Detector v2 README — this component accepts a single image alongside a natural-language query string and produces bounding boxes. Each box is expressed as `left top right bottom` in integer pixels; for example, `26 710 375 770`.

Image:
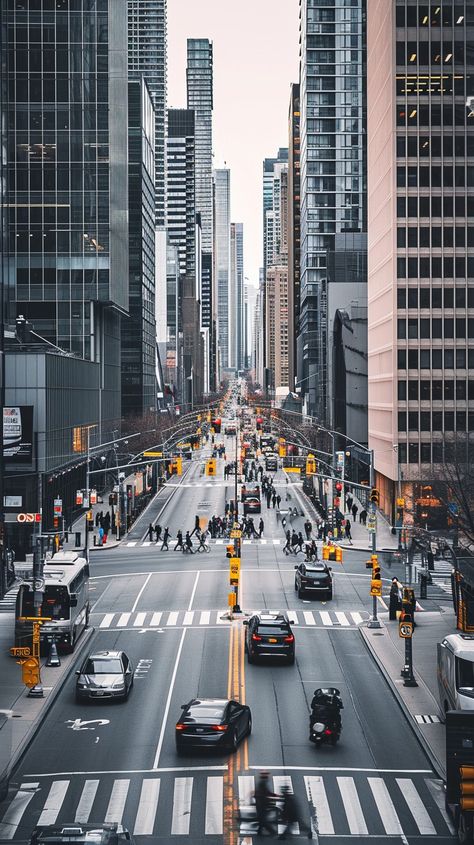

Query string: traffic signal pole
367 450 382 629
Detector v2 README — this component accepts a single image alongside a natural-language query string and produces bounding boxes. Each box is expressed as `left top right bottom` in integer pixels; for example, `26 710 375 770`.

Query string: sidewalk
360 605 456 779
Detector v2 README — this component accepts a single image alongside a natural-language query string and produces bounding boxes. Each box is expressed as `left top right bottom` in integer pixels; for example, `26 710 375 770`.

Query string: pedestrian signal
459 767 474 811
370 579 382 597
306 454 317 475
226 545 234 559
370 487 380 506
366 553 378 570
21 656 40 689
206 459 216 476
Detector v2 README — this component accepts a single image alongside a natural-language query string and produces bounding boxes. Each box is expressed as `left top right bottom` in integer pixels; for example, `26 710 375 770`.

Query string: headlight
112 680 125 689
77 682 87 688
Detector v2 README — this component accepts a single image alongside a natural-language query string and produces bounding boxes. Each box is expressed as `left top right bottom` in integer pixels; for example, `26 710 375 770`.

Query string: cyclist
197 530 210 552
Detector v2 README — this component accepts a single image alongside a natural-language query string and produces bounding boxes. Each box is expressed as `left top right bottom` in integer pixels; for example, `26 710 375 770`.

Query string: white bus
15 551 90 652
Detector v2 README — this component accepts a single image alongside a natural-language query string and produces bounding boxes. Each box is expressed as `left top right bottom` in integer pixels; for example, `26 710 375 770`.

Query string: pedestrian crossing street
0 585 19 615
94 607 370 630
0 770 453 839
125 538 285 547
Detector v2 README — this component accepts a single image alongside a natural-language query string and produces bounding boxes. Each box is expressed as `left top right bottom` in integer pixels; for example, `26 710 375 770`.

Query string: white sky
167 0 300 286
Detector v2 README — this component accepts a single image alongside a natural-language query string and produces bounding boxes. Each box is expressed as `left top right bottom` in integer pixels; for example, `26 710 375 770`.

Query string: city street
0 440 457 844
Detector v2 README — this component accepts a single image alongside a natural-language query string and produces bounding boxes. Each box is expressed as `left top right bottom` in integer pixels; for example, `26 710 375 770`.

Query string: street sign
230 529 241 539
229 557 240 584
16 513 41 523
54 498 62 516
144 451 163 457
396 497 405 507
399 621 413 638
10 646 30 658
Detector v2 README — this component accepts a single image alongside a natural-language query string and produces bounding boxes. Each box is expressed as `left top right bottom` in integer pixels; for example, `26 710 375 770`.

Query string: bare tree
432 437 474 548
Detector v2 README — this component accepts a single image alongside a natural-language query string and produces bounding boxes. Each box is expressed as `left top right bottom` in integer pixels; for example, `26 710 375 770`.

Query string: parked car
75 650 134 702
176 698 251 754
244 611 295 664
294 562 333 599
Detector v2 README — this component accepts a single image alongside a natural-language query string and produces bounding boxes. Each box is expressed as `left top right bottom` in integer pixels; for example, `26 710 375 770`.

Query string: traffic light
213 417 221 434
366 553 378 569
21 657 40 689
226 545 234 559
306 454 317 475
206 459 216 476
335 482 343 493
459 767 474 810
370 487 380 506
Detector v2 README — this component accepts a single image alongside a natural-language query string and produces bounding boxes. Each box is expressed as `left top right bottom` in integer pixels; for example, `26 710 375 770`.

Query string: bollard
420 571 428 600
46 639 61 668
64 531 69 543
75 531 81 547
93 535 97 546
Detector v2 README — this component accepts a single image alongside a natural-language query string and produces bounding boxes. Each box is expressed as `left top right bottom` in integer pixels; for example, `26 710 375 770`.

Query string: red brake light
284 634 294 643
251 634 262 641
324 728 332 736
175 724 185 731
211 725 228 732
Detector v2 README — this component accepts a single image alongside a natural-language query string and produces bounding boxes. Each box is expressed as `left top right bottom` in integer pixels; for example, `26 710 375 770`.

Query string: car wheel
294 580 298 591
287 653 295 665
247 651 254 664
298 588 304 599
230 729 239 752
326 590 333 600
247 716 252 736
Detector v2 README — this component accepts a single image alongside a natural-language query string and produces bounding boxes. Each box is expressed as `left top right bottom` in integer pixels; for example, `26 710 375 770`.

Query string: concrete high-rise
299 0 367 427
213 169 231 375
128 0 167 228
368 0 474 527
230 222 244 371
288 83 301 392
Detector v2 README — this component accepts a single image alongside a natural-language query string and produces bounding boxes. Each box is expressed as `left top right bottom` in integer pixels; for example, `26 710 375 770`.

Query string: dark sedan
175 698 251 754
294 562 333 599
75 650 134 702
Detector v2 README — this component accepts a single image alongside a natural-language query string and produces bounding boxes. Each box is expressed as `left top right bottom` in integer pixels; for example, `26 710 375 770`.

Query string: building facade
266 265 290 392
230 222 244 371
213 168 231 374
368 0 474 525
299 0 367 423
122 79 156 418
288 83 301 391
128 0 167 228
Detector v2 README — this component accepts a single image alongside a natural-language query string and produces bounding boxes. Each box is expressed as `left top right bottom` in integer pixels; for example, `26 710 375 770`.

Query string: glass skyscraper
187 39 213 253
214 168 231 372
128 0 167 228
299 0 367 422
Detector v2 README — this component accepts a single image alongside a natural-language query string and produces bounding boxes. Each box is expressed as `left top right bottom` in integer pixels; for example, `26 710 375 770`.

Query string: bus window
19 585 69 620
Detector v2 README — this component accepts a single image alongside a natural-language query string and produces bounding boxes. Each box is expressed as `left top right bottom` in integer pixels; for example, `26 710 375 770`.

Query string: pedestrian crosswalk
0 584 19 615
125 538 284 547
430 560 453 595
0 771 453 839
94 607 369 630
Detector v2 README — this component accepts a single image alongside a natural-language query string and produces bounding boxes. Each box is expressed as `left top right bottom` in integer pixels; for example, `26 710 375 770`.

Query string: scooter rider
309 688 343 736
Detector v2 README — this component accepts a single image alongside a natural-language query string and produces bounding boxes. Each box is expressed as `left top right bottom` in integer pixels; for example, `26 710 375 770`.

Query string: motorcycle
309 719 340 747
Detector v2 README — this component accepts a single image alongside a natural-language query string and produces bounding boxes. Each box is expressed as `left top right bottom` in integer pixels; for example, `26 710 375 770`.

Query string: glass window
445 349 455 369
397 319 406 339
445 412 454 431
408 380 419 400
408 319 418 338
432 380 443 399
408 350 419 369
420 444 431 464
420 412 430 431
444 319 454 338
420 349 431 368
420 381 431 400
444 380 454 399
419 227 430 247
420 318 430 338
407 228 418 247
456 318 466 338
398 412 407 432
432 412 443 431
397 288 406 308
456 349 466 368
408 289 418 308
398 349 407 369
420 289 430 308
456 380 467 399
408 412 419 430
444 227 454 247
398 381 407 400
444 289 454 308
456 412 466 432
432 318 442 338
409 443 419 463
431 227 442 247
432 349 442 368
397 228 406 248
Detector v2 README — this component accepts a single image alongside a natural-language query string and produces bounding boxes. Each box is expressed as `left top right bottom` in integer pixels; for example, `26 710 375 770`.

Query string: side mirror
242 620 248 626
75 670 80 675
181 703 187 709
69 594 78 608
294 565 298 570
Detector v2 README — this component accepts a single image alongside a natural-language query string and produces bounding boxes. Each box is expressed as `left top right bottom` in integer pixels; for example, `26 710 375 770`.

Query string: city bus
15 551 90 652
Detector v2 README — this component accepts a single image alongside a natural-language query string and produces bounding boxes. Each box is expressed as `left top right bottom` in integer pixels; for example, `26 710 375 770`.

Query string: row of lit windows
398 379 474 400
396 42 472 67
396 6 469 28
397 104 472 127
398 348 474 369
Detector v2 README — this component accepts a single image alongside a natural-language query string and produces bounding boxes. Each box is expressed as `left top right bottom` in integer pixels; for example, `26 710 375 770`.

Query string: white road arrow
65 718 110 731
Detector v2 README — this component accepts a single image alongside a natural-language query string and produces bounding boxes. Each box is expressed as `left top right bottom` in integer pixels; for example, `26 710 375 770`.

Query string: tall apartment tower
288 83 301 391
299 0 367 423
128 0 167 228
230 223 244 372
6 0 129 428
368 1 474 524
213 169 231 374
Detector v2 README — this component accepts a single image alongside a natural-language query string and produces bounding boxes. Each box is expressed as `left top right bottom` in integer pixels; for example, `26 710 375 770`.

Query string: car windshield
257 625 290 635
188 705 225 720
84 659 122 675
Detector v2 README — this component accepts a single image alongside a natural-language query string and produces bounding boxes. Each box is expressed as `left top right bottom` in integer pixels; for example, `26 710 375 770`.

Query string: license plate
95 691 105 696
196 728 204 733
268 638 277 643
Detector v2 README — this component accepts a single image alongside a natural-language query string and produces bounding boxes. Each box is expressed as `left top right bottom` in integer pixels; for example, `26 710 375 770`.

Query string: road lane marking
37 780 69 826
272 539 281 545
133 612 147 627
105 779 130 825
305 775 334 834
238 775 255 806
217 609 230 623
126 541 137 547
131 572 152 613
200 611 210 625
351 612 364 625
133 778 161 835
205 776 224 834
320 611 332 626
183 611 194 626
335 611 350 627
117 613 131 628
171 777 193 835
395 778 436 835
99 613 114 629
336 776 368 835
166 611 179 626
273 776 300 835
303 611 316 625
188 570 200 611
153 627 187 769
0 785 38 839
368 777 403 835
75 780 99 823
286 611 298 624
150 612 162 627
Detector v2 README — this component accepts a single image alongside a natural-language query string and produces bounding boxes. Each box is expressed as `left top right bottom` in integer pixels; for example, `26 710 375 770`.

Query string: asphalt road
0 440 457 845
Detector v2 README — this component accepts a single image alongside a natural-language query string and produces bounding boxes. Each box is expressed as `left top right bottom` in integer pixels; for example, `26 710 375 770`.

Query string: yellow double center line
224 621 248 845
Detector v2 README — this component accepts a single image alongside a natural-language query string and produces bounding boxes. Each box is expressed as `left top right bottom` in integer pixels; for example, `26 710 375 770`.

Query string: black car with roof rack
243 611 295 664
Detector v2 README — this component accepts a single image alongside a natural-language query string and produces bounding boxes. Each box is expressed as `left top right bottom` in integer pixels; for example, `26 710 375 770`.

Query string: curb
1 625 96 797
359 625 446 780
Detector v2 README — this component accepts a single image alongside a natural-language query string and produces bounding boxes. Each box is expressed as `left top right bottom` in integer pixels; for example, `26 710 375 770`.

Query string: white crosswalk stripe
0 585 19 614
0 773 454 839
93 608 369 630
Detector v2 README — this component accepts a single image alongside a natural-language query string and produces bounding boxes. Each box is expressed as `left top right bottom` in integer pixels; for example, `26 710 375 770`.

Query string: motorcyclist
309 689 343 735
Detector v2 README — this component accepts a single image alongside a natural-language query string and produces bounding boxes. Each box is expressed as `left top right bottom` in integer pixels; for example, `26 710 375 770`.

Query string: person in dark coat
161 527 170 551
359 509 367 525
174 530 184 551
154 523 162 542
190 514 200 536
254 772 277 837
344 518 353 544
148 523 154 542
351 503 358 521
304 520 312 540
278 785 312 840
258 518 264 538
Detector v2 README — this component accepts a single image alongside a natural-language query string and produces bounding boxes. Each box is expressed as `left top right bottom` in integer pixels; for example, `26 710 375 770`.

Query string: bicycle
197 542 210 553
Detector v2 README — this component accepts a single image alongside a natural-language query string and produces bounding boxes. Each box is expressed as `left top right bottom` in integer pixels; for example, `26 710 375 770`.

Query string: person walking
359 509 367 525
161 527 170 551
98 525 104 546
283 530 292 555
291 530 299 552
258 518 264 538
351 502 358 522
296 531 305 553
190 515 200 537
344 518 353 545
278 785 312 840
266 490 272 508
154 523 162 542
185 531 194 553
254 772 277 837
147 523 154 542
346 495 353 515
174 530 184 551
276 493 281 508
272 491 277 508
197 530 209 551
304 519 312 540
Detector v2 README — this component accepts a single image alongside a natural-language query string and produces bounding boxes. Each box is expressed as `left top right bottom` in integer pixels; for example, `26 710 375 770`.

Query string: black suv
294 562 333 600
243 611 295 664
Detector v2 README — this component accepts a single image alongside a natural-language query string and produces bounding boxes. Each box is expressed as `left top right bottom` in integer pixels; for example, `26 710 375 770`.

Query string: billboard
3 407 34 462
